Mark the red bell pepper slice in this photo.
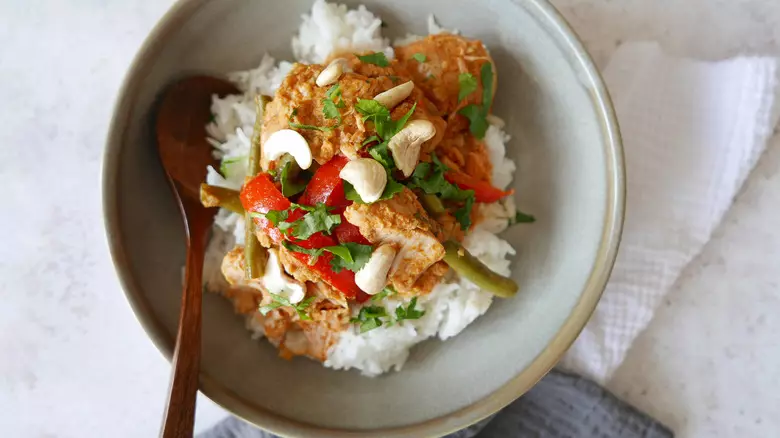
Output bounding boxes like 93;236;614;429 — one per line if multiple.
444;171;514;203
299;155;350;209
240;173;291;243
333;220;371;245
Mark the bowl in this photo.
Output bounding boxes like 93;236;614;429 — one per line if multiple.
103;0;624;436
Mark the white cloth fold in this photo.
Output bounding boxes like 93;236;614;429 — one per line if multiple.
560;42;780;383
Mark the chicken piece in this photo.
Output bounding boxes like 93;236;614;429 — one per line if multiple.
344;187;445;294
433;125;493;182
395;34;496;115
265;299;349;361
277;245;321;284
262;63;445;164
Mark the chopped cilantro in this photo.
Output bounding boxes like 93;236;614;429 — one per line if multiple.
388;75;401;84
325;84;341;100
259;294;316;321
362;135;381;146
510;210;536;225
412;53;427;63
283;241;372;273
289;122;333;132
322;99;342;121
457;73;478;103
355;99;416;141
289;108;298;119
372;286;397;301
368;142;394;169
350;305;388;333
328;242;374;273
209;113;216;123
254;203;341;240
457;62;494;139
356;52;390;67
458;104;488;139
278;160;310;197
395;297;425;321
408;154;476;230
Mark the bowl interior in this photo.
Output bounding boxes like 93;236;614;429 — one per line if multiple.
104;0;621;435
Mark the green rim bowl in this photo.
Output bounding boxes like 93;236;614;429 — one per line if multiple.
103;0;624;436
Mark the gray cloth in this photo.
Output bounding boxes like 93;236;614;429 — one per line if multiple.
199;369;673;438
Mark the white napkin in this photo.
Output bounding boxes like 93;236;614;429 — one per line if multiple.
559;42;780;383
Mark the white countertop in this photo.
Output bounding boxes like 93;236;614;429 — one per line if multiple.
1;1;778;437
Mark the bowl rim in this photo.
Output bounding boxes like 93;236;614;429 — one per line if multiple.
102;0;625;436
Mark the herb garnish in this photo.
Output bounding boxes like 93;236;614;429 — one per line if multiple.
356;52;390;67
254;203;341;240
457;73;478;103
458;62;494;139
509;210;536;225
355;100;416;142
219;155;245;176
260;294;316;320
322;84;346;122
350;298;426;333
350;306;388;333
289;122;333;132
278;160;310;197
412;53;427;63
372;286;397;301
282;241;373;273
408;154;476;230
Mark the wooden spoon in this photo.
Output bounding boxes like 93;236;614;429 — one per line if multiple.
155;76;239;438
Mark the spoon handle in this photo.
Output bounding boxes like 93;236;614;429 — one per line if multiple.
160;221;207;438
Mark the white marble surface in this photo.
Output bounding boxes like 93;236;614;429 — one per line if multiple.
1;1;778;437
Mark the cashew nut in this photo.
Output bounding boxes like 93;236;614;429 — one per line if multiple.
315;58;348;87
486;114;505;128
339;158;387;203
261;248;306;304
355;244;397;295
388;120;437;177
373;81;414;109
263;129;313;170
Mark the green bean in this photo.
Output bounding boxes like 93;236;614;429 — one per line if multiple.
419;193;446;215
442;240;518;298
200;184;244;214
243;95;271;279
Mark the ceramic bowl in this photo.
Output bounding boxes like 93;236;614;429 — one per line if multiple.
103;0;624;436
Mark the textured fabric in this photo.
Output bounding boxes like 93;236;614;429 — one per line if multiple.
198;369;673;438
559;42;780;383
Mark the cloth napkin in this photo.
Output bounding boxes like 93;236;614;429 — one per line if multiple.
559;42;780;383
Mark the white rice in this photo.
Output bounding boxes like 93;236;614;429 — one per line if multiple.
203;0;518;377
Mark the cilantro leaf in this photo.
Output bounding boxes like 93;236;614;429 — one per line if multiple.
453;191;475;230
343;171;404;203
510;210;536;225
322;99;341;120
408;154;476;229
458;104;489;139
259;204;341;240
328;242;374;273
395;297;425;321
325;84;342;100
289;122;333;132
260;294;316;321
457;62;494;139
279;160;310;197
412;53;427;63
372;286;397;301
368;142;394;169
282;242;325;265
350;305;388;333
362;135;381;146
290;203;341;239
356;52;390;67
355;99;416;141
458;73;478;103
